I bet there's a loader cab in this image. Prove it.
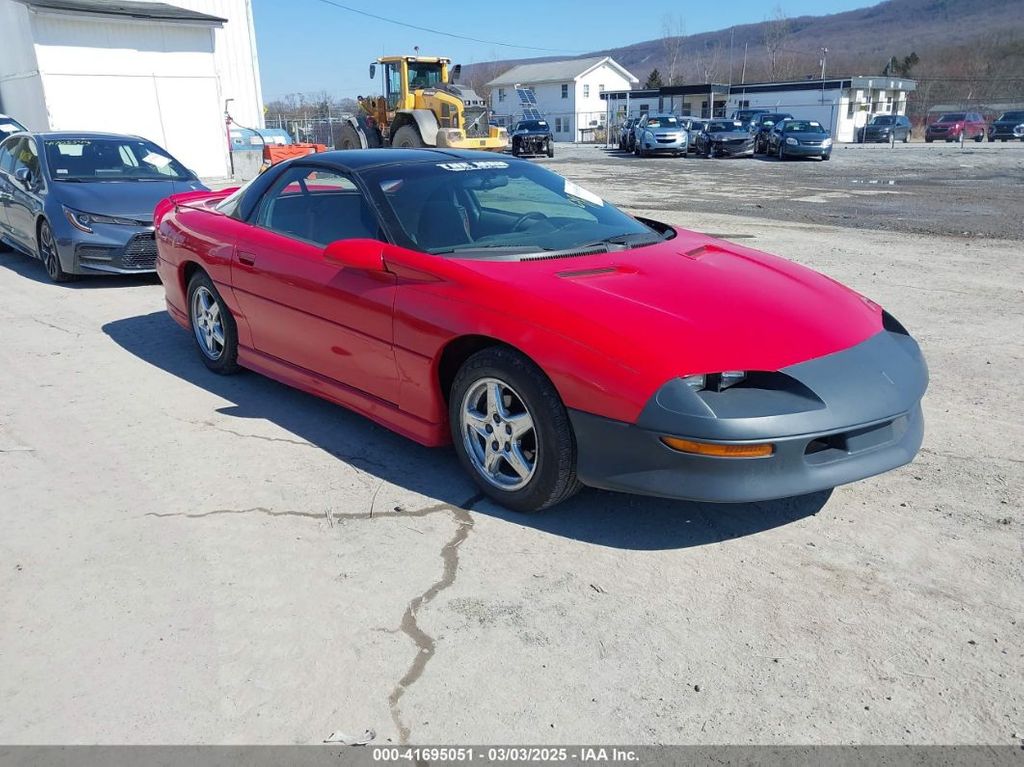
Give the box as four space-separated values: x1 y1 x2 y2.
375 56 450 111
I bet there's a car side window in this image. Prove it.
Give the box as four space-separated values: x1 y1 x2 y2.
11 137 41 182
254 165 381 247
0 138 15 174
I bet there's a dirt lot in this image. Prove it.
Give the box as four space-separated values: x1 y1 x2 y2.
0 142 1021 746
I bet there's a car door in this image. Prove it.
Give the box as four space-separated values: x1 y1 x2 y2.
5 136 44 252
0 137 16 236
230 163 400 403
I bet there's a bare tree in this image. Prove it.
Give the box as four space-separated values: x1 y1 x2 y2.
661 14 687 86
694 39 724 84
763 5 790 82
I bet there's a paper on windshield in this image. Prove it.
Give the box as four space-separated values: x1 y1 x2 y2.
564 180 604 207
143 152 172 168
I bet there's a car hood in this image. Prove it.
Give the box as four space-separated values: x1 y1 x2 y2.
865 124 893 131
454 229 882 378
513 129 551 136
708 132 751 140
784 131 830 141
994 119 1023 126
51 178 208 221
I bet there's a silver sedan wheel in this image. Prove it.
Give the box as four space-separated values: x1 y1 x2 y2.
460 377 537 491
191 286 225 360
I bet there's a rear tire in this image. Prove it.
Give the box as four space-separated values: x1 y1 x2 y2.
187 271 240 375
974 132 983 142
337 124 362 150
449 346 582 512
391 125 426 149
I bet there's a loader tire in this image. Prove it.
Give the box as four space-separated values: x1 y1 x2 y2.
392 125 426 148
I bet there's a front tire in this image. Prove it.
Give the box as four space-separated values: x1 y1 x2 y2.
777 143 785 160
187 271 240 375
38 219 75 283
546 139 554 158
391 125 426 149
449 347 581 512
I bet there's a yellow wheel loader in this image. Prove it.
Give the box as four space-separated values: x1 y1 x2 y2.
337 55 508 152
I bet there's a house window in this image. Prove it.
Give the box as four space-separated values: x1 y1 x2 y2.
498 88 505 102
554 117 562 132
583 84 590 98
639 104 649 114
561 84 568 99
599 84 605 93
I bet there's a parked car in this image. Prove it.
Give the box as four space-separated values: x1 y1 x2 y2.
618 118 638 151
0 113 27 140
154 148 926 512
694 120 755 158
633 114 688 157
730 108 770 126
767 119 833 161
749 112 793 154
678 117 708 154
510 119 554 157
0 131 207 282
857 114 912 143
924 112 986 143
988 110 1024 142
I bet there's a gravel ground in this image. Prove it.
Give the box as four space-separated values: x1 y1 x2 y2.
543 141 1024 240
0 142 1021 746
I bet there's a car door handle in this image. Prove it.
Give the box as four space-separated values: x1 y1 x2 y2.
238 251 256 266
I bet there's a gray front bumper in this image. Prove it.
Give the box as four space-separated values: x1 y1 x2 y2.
570 329 927 503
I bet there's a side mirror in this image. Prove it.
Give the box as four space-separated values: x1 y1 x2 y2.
451 64 462 82
15 166 33 187
368 63 376 80
323 238 385 271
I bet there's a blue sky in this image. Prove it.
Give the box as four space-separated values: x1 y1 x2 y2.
252 0 872 101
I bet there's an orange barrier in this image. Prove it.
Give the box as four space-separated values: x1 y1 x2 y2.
262 143 327 165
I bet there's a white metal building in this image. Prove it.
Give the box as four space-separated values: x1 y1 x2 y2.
0 0 264 178
487 56 638 141
727 76 917 143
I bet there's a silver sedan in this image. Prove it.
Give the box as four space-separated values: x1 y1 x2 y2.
633 114 688 157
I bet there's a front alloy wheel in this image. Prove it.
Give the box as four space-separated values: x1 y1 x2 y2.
38 220 74 283
449 347 581 512
460 377 536 491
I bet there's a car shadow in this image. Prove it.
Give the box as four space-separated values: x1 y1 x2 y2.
0 245 161 289
103 310 832 551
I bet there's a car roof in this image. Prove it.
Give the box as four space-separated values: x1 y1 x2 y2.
296 148 524 173
30 131 150 140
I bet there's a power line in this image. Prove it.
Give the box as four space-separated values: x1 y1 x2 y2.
309 0 587 54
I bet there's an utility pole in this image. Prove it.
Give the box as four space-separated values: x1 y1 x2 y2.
820 47 828 80
728 28 735 85
741 43 748 85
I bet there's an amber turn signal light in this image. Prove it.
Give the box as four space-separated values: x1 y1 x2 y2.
660 436 774 458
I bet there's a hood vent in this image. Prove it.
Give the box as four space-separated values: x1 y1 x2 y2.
521 245 608 262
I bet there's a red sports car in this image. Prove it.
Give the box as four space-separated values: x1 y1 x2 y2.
154 150 927 512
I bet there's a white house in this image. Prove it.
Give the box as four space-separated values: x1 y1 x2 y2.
0 0 265 178
727 76 917 143
487 56 638 141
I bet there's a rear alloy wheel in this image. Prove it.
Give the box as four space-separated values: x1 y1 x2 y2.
392 125 426 148
38 219 74 283
187 271 240 374
450 347 581 512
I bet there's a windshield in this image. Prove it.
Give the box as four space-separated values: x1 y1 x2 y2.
516 120 548 131
870 116 897 125
0 119 27 138
43 137 192 182
644 116 679 128
708 121 746 133
406 61 444 90
938 113 966 122
998 111 1024 121
783 121 826 133
365 160 659 258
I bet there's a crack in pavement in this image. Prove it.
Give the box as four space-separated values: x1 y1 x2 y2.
144 491 485 744
388 492 482 744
